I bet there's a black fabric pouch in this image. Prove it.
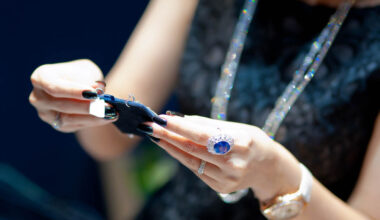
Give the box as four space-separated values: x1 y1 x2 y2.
100 94 159 137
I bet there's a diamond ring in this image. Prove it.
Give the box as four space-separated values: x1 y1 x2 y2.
207 131 234 155
198 160 206 175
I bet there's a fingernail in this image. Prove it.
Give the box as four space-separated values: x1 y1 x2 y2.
153 117 167 127
147 135 160 143
104 106 118 120
96 80 106 87
166 110 184 117
136 124 153 135
82 90 98 99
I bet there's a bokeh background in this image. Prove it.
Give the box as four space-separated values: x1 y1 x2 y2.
0 1 177 219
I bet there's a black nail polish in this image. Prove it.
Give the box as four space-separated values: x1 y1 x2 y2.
104 107 118 120
136 124 153 135
82 91 98 99
147 135 160 143
166 110 184 117
153 117 167 127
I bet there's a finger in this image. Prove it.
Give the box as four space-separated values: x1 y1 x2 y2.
180 114 247 130
149 122 224 166
164 113 224 128
39 111 115 132
30 89 91 115
44 78 95 100
156 115 215 146
92 80 106 90
198 173 223 193
59 115 116 133
161 114 255 151
31 69 94 100
60 113 116 128
155 139 225 182
37 109 57 124
50 98 91 115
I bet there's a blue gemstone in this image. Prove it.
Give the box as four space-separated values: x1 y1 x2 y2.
214 141 230 154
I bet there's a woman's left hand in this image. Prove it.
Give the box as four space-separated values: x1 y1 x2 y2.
146 114 302 201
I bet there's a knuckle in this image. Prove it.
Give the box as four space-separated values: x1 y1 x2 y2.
37 111 49 122
159 128 169 138
78 58 96 66
238 144 250 154
53 100 68 112
233 162 248 173
218 186 233 194
189 115 202 121
226 157 248 172
30 72 38 85
44 84 59 97
28 92 37 105
59 114 68 126
247 136 255 148
183 140 197 153
227 176 240 188
31 65 44 77
210 183 223 193
195 132 209 143
59 127 75 133
32 64 50 80
77 59 103 77
184 157 197 169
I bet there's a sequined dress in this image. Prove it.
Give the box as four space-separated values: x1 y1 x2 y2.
137 0 380 219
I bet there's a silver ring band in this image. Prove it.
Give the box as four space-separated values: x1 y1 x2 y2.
198 160 206 175
52 112 62 129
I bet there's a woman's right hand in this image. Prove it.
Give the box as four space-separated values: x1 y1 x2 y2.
29 59 118 133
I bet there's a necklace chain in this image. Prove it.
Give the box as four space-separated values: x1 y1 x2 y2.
211 0 354 203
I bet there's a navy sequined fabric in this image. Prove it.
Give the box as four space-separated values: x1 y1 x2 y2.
137 0 380 219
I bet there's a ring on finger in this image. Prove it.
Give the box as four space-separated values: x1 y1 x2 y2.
207 128 234 155
198 160 206 175
52 112 62 129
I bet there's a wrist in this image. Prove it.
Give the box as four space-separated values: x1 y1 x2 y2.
252 142 302 202
260 163 313 220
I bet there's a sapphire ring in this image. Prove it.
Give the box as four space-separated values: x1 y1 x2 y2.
207 130 234 155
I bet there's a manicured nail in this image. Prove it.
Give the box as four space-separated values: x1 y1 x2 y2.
147 135 160 143
96 80 106 87
104 106 118 120
153 117 167 127
82 90 98 99
136 124 153 135
166 110 184 117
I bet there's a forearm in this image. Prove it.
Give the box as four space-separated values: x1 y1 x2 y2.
76 0 199 160
253 141 374 220
76 124 139 161
105 0 200 110
295 114 380 220
294 179 371 220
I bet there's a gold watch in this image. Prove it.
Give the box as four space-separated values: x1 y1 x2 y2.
260 163 313 220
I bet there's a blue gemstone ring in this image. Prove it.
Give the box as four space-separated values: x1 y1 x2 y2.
207 133 234 155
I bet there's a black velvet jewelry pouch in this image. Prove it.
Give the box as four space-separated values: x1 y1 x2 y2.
100 94 161 137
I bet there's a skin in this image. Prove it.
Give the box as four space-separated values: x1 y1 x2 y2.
29 0 380 219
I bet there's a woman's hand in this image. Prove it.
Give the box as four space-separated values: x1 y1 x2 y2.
29 59 117 133
145 114 302 201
